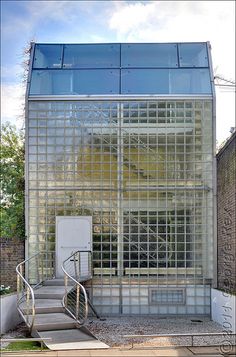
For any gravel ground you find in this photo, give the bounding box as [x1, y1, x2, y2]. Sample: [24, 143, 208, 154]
[1, 318, 234, 350]
[0, 323, 28, 349]
[85, 316, 232, 348]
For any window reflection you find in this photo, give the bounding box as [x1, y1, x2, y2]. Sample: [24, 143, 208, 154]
[121, 43, 178, 68]
[30, 68, 211, 95]
[63, 44, 120, 68]
[33, 44, 63, 69]
[121, 69, 211, 94]
[30, 69, 120, 95]
[178, 43, 208, 67]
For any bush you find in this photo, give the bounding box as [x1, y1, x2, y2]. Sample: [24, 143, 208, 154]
[0, 122, 25, 239]
[0, 284, 11, 295]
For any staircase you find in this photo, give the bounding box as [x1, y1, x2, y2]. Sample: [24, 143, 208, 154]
[16, 251, 108, 350]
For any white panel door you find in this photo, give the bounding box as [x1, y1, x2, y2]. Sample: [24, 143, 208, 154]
[56, 216, 92, 278]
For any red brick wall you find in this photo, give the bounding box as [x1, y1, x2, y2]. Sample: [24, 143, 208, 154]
[217, 132, 236, 293]
[0, 238, 25, 291]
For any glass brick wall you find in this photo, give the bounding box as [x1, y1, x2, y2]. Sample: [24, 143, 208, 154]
[27, 99, 213, 315]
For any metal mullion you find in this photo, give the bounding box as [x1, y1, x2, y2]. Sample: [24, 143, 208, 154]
[183, 125, 187, 279]
[194, 189, 197, 314]
[193, 103, 197, 309]
[173, 110, 178, 291]
[117, 102, 123, 314]
[174, 198, 177, 289]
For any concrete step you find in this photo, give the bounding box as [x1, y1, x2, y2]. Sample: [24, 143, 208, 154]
[21, 299, 64, 314]
[30, 312, 77, 331]
[43, 276, 91, 285]
[34, 286, 67, 299]
[78, 275, 92, 283]
[43, 279, 73, 286]
[32, 327, 109, 350]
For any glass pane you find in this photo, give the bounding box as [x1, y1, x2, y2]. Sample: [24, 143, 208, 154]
[121, 44, 178, 68]
[63, 44, 120, 68]
[33, 44, 63, 68]
[73, 69, 119, 94]
[170, 69, 211, 94]
[178, 43, 208, 67]
[30, 70, 70, 95]
[30, 69, 120, 95]
[121, 69, 169, 94]
[121, 69, 211, 94]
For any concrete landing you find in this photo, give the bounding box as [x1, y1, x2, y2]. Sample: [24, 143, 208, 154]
[35, 327, 109, 350]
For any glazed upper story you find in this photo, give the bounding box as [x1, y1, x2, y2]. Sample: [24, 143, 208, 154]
[28, 42, 214, 96]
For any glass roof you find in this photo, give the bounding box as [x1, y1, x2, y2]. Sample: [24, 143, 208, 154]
[29, 43, 212, 95]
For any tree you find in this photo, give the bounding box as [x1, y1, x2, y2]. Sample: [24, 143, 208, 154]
[0, 122, 25, 238]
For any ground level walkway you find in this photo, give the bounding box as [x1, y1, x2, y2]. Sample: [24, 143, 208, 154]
[2, 345, 236, 357]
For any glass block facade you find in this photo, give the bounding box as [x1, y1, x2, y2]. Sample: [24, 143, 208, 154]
[26, 43, 215, 315]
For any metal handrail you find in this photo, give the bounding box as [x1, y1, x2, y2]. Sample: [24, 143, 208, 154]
[16, 253, 38, 334]
[16, 251, 55, 334]
[61, 250, 92, 326]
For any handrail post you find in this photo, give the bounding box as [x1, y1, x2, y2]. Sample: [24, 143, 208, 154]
[74, 252, 79, 280]
[19, 265, 23, 299]
[41, 252, 44, 282]
[76, 284, 80, 320]
[17, 273, 20, 302]
[64, 274, 68, 309]
[89, 252, 92, 276]
[37, 254, 40, 283]
[26, 287, 30, 325]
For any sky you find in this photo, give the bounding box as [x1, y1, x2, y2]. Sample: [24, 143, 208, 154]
[1, 0, 235, 145]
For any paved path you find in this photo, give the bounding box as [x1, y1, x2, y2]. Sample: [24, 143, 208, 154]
[2, 345, 236, 356]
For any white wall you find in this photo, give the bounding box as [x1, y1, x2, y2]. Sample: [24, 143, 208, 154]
[211, 288, 236, 333]
[0, 293, 22, 334]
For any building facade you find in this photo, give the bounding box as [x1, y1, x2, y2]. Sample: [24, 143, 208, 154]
[26, 42, 216, 315]
[217, 131, 236, 294]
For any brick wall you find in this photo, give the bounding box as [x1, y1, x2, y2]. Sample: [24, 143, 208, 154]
[0, 238, 25, 291]
[217, 131, 236, 293]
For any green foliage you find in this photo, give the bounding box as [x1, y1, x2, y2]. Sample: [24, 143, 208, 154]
[2, 341, 48, 351]
[0, 284, 12, 295]
[0, 122, 25, 239]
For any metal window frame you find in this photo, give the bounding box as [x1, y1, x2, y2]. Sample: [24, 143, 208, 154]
[28, 94, 213, 101]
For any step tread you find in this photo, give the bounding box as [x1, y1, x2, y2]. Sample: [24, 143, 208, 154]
[21, 299, 63, 309]
[43, 279, 73, 286]
[34, 286, 67, 299]
[35, 286, 66, 294]
[43, 276, 92, 286]
[29, 312, 75, 325]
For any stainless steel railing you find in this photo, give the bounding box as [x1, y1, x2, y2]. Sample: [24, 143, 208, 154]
[16, 251, 55, 333]
[62, 250, 92, 326]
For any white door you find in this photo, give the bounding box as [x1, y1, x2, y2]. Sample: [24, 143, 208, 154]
[55, 216, 92, 278]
